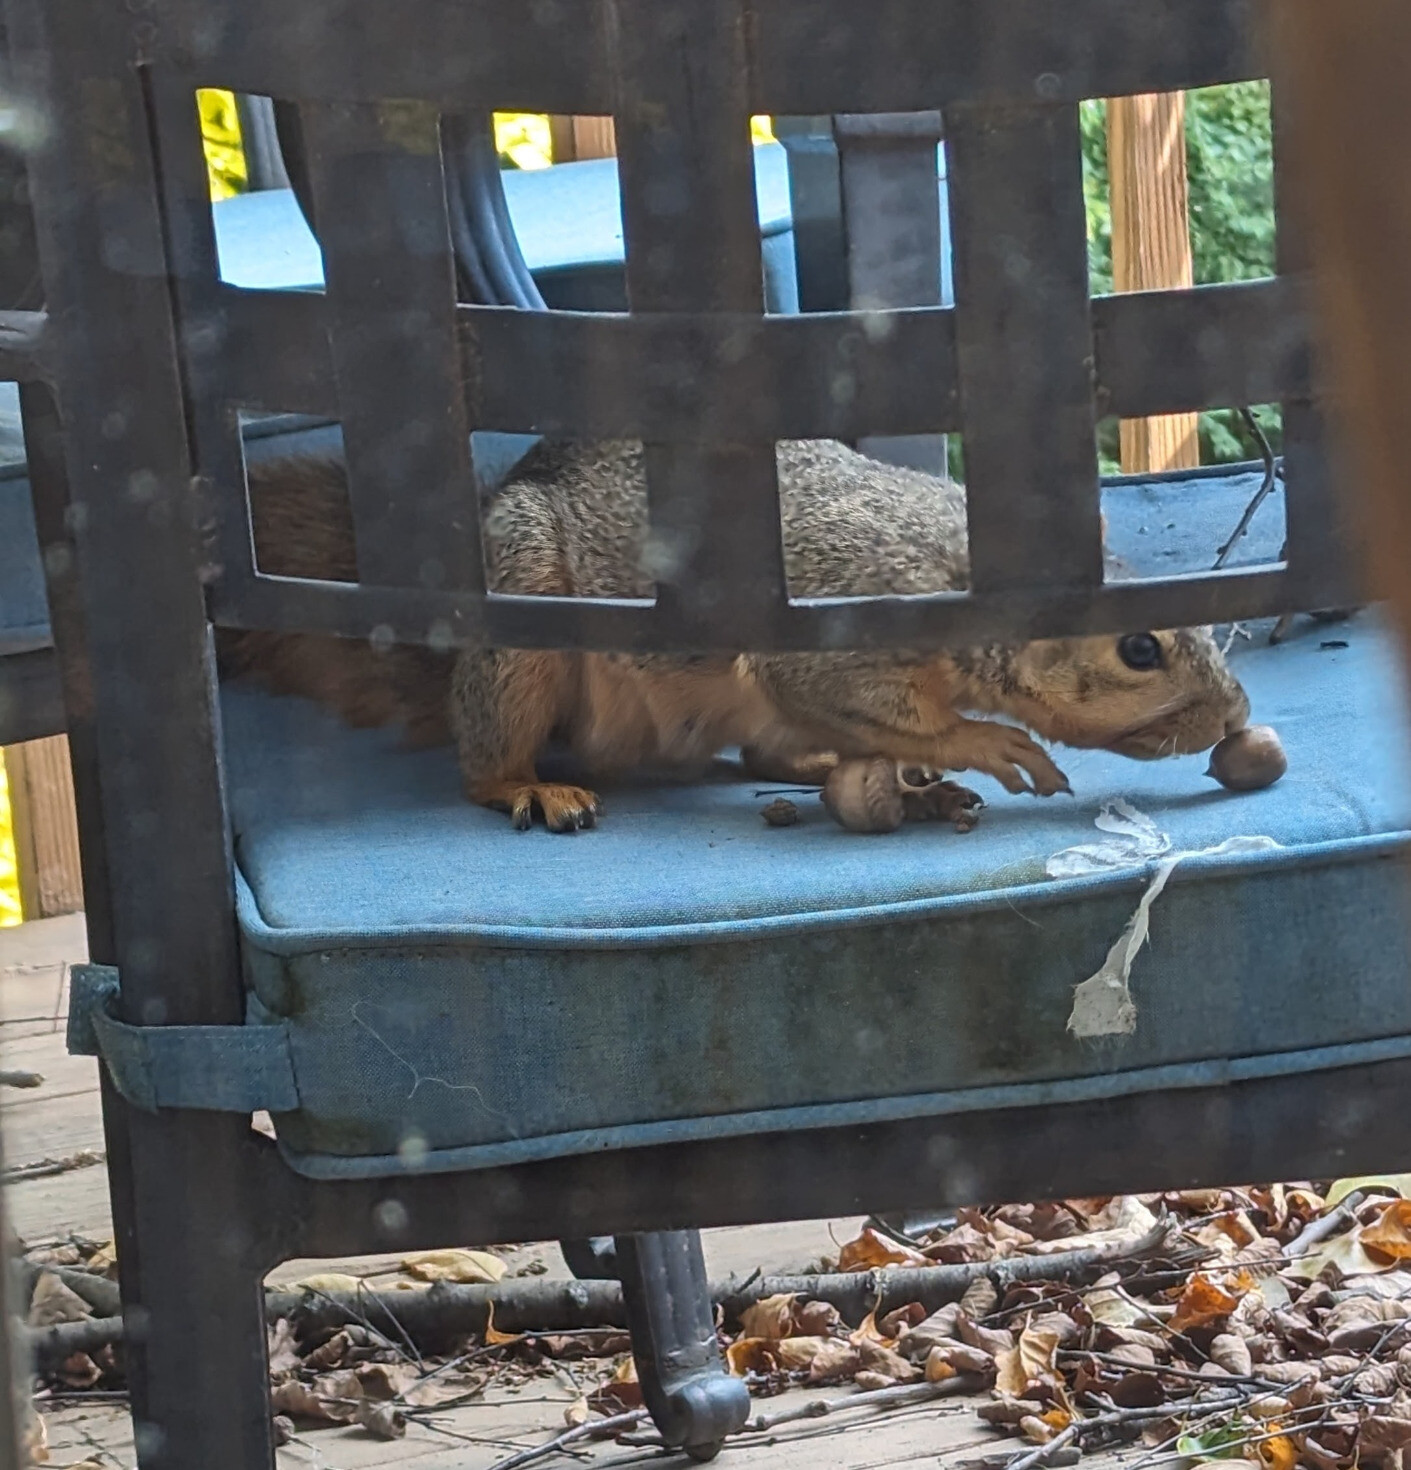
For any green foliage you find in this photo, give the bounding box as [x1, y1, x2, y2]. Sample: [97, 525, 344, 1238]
[1080, 84, 1278, 467]
[1185, 81, 1276, 286]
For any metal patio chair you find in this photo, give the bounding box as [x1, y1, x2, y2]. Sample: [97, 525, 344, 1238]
[4, 1, 1411, 1465]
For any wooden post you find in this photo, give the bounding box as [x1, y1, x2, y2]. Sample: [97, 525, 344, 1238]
[3, 736, 83, 919]
[548, 116, 618, 163]
[1107, 92, 1201, 473]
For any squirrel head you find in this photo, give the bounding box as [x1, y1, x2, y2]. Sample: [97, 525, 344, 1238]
[960, 628, 1251, 759]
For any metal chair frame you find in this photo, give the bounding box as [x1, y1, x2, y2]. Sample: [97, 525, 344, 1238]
[2, 1, 1403, 1464]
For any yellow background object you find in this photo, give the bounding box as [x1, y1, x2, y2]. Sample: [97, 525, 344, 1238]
[0, 757, 21, 926]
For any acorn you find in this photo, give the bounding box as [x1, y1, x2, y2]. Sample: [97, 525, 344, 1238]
[760, 797, 799, 827]
[822, 757, 905, 833]
[1207, 724, 1287, 791]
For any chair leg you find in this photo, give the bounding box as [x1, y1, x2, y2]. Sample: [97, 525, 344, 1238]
[613, 1230, 751, 1461]
[558, 1235, 619, 1279]
[109, 1106, 277, 1470]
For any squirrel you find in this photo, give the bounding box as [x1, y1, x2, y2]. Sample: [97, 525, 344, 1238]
[218, 439, 1253, 832]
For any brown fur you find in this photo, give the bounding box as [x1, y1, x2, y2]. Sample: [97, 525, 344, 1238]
[221, 442, 1252, 832]
[216, 459, 454, 748]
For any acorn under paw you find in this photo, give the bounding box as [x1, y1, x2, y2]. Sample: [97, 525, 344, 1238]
[1207, 724, 1287, 791]
[822, 758, 906, 833]
[822, 760, 984, 833]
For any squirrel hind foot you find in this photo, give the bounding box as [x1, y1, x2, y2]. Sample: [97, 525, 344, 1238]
[470, 779, 602, 833]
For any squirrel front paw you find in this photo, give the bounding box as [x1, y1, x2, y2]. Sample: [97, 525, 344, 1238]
[470, 780, 602, 833]
[900, 774, 985, 831]
[943, 721, 1072, 798]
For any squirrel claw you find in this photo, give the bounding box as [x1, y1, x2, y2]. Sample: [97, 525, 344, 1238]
[473, 780, 603, 834]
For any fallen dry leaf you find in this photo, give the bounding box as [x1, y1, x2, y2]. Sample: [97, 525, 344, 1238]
[85, 1240, 118, 1278]
[1084, 1277, 1162, 1330]
[1109, 1343, 1159, 1372]
[28, 1273, 92, 1327]
[302, 1324, 397, 1371]
[590, 1356, 643, 1412]
[1362, 1201, 1411, 1263]
[1287, 1228, 1395, 1282]
[1354, 1363, 1401, 1397]
[1257, 1362, 1322, 1387]
[726, 1337, 778, 1377]
[266, 1318, 301, 1378]
[564, 1397, 590, 1428]
[978, 1395, 1034, 1426]
[290, 1272, 364, 1295]
[837, 1227, 930, 1271]
[400, 1248, 507, 1285]
[1027, 1311, 1082, 1347]
[356, 1401, 406, 1441]
[855, 1369, 896, 1391]
[925, 1355, 956, 1382]
[1170, 1272, 1254, 1333]
[1338, 1269, 1411, 1301]
[900, 1303, 962, 1361]
[795, 1300, 843, 1337]
[739, 1293, 798, 1341]
[929, 1223, 998, 1264]
[879, 1302, 928, 1339]
[355, 1362, 417, 1401]
[55, 1353, 102, 1390]
[270, 1380, 360, 1426]
[850, 1309, 895, 1348]
[773, 1336, 833, 1371]
[856, 1338, 922, 1383]
[1360, 1416, 1411, 1461]
[1210, 1333, 1254, 1376]
[1259, 1445, 1298, 1470]
[805, 1339, 863, 1383]
[482, 1301, 522, 1347]
[1297, 1436, 1345, 1470]
[1019, 1414, 1056, 1444]
[960, 1277, 1000, 1318]
[994, 1326, 1060, 1399]
[925, 1343, 996, 1380]
[1327, 1176, 1411, 1209]
[956, 1313, 1015, 1358]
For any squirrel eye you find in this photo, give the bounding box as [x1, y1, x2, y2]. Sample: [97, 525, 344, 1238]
[1118, 633, 1163, 671]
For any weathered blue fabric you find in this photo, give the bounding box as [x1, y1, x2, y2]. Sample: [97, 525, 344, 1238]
[221, 466, 1411, 1176]
[68, 965, 300, 1114]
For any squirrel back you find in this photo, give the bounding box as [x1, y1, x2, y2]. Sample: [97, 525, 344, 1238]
[221, 439, 976, 736]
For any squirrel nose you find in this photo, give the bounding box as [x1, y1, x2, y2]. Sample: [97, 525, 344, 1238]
[1225, 687, 1251, 736]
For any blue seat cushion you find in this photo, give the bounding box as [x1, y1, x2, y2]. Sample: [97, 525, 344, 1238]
[211, 142, 804, 313]
[222, 464, 1411, 1178]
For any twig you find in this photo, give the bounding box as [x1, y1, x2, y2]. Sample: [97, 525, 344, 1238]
[1058, 1349, 1287, 1391]
[1005, 1423, 1079, 1470]
[1214, 409, 1281, 570]
[2, 1150, 105, 1185]
[1286, 1192, 1364, 1256]
[1013, 1393, 1248, 1470]
[32, 1224, 1176, 1367]
[483, 1408, 649, 1470]
[266, 1222, 1175, 1349]
[27, 1316, 124, 1363]
[740, 1374, 983, 1433]
[358, 1282, 424, 1371]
